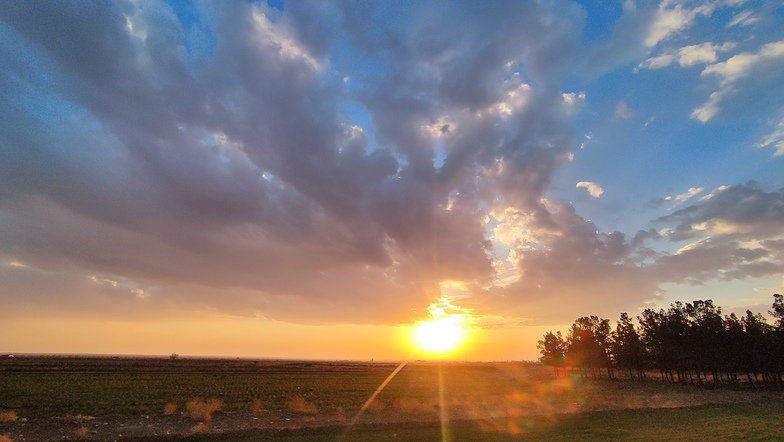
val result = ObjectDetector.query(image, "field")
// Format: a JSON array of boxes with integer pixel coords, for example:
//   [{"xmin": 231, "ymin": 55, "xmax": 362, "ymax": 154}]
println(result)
[{"xmin": 1, "ymin": 356, "xmax": 783, "ymax": 441}]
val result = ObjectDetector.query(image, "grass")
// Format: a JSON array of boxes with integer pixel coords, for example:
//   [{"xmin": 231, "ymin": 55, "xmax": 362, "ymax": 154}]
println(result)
[
  {"xmin": 1, "ymin": 356, "xmax": 783, "ymax": 441},
  {"xmin": 0, "ymin": 357, "xmax": 563, "ymax": 419},
  {"xmin": 0, "ymin": 357, "xmax": 402, "ymax": 418},
  {"xmin": 211, "ymin": 402, "xmax": 784, "ymax": 441}
]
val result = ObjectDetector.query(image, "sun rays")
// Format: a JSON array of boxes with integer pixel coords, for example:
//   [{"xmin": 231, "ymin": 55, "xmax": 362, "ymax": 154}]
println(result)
[{"xmin": 413, "ymin": 316, "xmax": 466, "ymax": 354}]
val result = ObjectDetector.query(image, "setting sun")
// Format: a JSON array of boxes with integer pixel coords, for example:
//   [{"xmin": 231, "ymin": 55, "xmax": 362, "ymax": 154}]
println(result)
[{"xmin": 413, "ymin": 316, "xmax": 465, "ymax": 354}]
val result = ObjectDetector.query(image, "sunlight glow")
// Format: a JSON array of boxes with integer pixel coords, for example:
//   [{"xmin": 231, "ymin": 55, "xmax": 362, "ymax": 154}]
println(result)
[{"xmin": 414, "ymin": 316, "xmax": 465, "ymax": 354}]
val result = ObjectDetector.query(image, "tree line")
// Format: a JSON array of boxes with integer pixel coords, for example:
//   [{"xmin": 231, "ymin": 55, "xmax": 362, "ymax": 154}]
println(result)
[{"xmin": 537, "ymin": 294, "xmax": 784, "ymax": 387}]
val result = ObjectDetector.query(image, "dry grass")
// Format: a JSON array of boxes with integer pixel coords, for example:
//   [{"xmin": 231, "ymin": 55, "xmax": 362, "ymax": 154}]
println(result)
[
  {"xmin": 333, "ymin": 406, "xmax": 347, "ymax": 421},
  {"xmin": 163, "ymin": 402, "xmax": 177, "ymax": 415},
  {"xmin": 185, "ymin": 398, "xmax": 222, "ymax": 421},
  {"xmin": 286, "ymin": 396, "xmax": 318, "ymax": 414},
  {"xmin": 365, "ymin": 400, "xmax": 385, "ymax": 414},
  {"xmin": 249, "ymin": 398, "xmax": 265, "ymax": 414},
  {"xmin": 393, "ymin": 397, "xmax": 438, "ymax": 415},
  {"xmin": 75, "ymin": 414, "xmax": 94, "ymax": 422},
  {"xmin": 0, "ymin": 411, "xmax": 17, "ymax": 422}
]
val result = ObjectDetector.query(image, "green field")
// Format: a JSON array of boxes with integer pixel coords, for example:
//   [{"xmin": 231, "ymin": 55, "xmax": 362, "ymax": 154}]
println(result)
[
  {"xmin": 0, "ymin": 357, "xmax": 572, "ymax": 419},
  {"xmin": 1, "ymin": 356, "xmax": 783, "ymax": 441},
  {"xmin": 212, "ymin": 403, "xmax": 784, "ymax": 441}
]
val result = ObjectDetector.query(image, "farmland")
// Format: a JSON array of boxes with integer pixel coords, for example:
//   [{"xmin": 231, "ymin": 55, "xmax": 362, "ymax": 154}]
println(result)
[{"xmin": 1, "ymin": 356, "xmax": 783, "ymax": 441}]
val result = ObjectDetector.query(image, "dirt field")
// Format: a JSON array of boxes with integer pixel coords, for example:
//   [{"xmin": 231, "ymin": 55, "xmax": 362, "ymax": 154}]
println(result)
[{"xmin": 1, "ymin": 356, "xmax": 783, "ymax": 441}]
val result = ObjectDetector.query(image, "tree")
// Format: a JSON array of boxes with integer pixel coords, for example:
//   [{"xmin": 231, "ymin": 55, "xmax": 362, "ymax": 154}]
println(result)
[
  {"xmin": 685, "ymin": 300, "xmax": 724, "ymax": 383},
  {"xmin": 769, "ymin": 294, "xmax": 784, "ymax": 385},
  {"xmin": 566, "ymin": 316, "xmax": 612, "ymax": 379},
  {"xmin": 538, "ymin": 294, "xmax": 783, "ymax": 386},
  {"xmin": 769, "ymin": 294, "xmax": 784, "ymax": 331},
  {"xmin": 537, "ymin": 331, "xmax": 566, "ymax": 375},
  {"xmin": 612, "ymin": 312, "xmax": 645, "ymax": 380},
  {"xmin": 741, "ymin": 310, "xmax": 771, "ymax": 386}
]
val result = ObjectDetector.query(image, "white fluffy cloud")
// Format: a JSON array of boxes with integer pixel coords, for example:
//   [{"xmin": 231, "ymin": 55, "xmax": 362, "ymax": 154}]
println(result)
[
  {"xmin": 693, "ymin": 40, "xmax": 784, "ymax": 122},
  {"xmin": 644, "ymin": 0, "xmax": 717, "ymax": 48},
  {"xmin": 673, "ymin": 187, "xmax": 705, "ymax": 203},
  {"xmin": 576, "ymin": 181, "xmax": 605, "ymax": 198},
  {"xmin": 637, "ymin": 42, "xmax": 736, "ymax": 70}
]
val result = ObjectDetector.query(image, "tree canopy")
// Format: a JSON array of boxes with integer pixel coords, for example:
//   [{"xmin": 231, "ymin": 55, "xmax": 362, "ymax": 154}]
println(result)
[{"xmin": 538, "ymin": 294, "xmax": 784, "ymax": 387}]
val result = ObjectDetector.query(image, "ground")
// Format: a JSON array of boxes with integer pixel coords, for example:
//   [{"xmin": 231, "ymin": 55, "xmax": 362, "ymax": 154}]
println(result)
[{"xmin": 1, "ymin": 357, "xmax": 783, "ymax": 441}]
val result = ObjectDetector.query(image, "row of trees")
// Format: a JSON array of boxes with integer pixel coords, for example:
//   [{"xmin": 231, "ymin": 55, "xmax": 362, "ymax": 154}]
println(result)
[{"xmin": 537, "ymin": 294, "xmax": 784, "ymax": 387}]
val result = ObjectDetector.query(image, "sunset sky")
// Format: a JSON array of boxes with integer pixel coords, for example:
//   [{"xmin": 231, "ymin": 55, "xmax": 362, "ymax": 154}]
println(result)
[{"xmin": 2, "ymin": 0, "xmax": 783, "ymax": 361}]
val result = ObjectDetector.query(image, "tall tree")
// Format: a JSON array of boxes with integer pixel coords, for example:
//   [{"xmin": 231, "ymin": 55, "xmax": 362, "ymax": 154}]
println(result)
[
  {"xmin": 566, "ymin": 316, "xmax": 612, "ymax": 379},
  {"xmin": 612, "ymin": 312, "xmax": 645, "ymax": 380},
  {"xmin": 537, "ymin": 331, "xmax": 566, "ymax": 375},
  {"xmin": 770, "ymin": 294, "xmax": 784, "ymax": 331}
]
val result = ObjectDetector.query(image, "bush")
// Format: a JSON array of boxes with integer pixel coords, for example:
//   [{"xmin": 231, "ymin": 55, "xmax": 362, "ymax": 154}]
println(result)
[
  {"xmin": 0, "ymin": 411, "xmax": 17, "ymax": 422},
  {"xmin": 185, "ymin": 398, "xmax": 222, "ymax": 421},
  {"xmin": 286, "ymin": 396, "xmax": 318, "ymax": 414},
  {"xmin": 163, "ymin": 402, "xmax": 177, "ymax": 415}
]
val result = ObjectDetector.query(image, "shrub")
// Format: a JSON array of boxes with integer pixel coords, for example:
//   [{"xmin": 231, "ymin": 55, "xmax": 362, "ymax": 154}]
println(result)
[
  {"xmin": 0, "ymin": 411, "xmax": 16, "ymax": 422},
  {"xmin": 249, "ymin": 398, "xmax": 264, "ymax": 414},
  {"xmin": 286, "ymin": 396, "xmax": 318, "ymax": 414},
  {"xmin": 163, "ymin": 402, "xmax": 177, "ymax": 415},
  {"xmin": 185, "ymin": 398, "xmax": 222, "ymax": 421}
]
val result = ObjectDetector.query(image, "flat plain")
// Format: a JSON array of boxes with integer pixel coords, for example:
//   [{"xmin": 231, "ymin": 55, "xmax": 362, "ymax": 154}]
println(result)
[{"xmin": 1, "ymin": 356, "xmax": 782, "ymax": 441}]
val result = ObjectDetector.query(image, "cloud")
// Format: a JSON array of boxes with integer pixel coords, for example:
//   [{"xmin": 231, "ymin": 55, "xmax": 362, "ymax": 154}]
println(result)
[
  {"xmin": 637, "ymin": 42, "xmax": 736, "ymax": 70},
  {"xmin": 0, "ymin": 1, "xmax": 780, "ymax": 331},
  {"xmin": 482, "ymin": 200, "xmax": 659, "ymax": 322},
  {"xmin": 701, "ymin": 41, "xmax": 784, "ymax": 86},
  {"xmin": 660, "ymin": 187, "xmax": 704, "ymax": 206},
  {"xmin": 579, "ymin": 0, "xmax": 741, "ymax": 77},
  {"xmin": 727, "ymin": 10, "xmax": 758, "ymax": 28},
  {"xmin": 576, "ymin": 181, "xmax": 605, "ymax": 198},
  {"xmin": 757, "ymin": 112, "xmax": 784, "ymax": 157},
  {"xmin": 674, "ymin": 187, "xmax": 705, "ymax": 203},
  {"xmin": 478, "ymin": 181, "xmax": 784, "ymax": 323},
  {"xmin": 0, "ymin": 0, "xmax": 586, "ymax": 325},
  {"xmin": 656, "ymin": 182, "xmax": 784, "ymax": 242},
  {"xmin": 644, "ymin": 0, "xmax": 717, "ymax": 48},
  {"xmin": 585, "ymin": 1, "xmax": 780, "ymax": 128},
  {"xmin": 693, "ymin": 40, "xmax": 784, "ymax": 122},
  {"xmin": 648, "ymin": 182, "xmax": 784, "ymax": 292},
  {"xmin": 692, "ymin": 87, "xmax": 740, "ymax": 123},
  {"xmin": 613, "ymin": 100, "xmax": 632, "ymax": 120},
  {"xmin": 700, "ymin": 185, "xmax": 731, "ymax": 201},
  {"xmin": 579, "ymin": 132, "xmax": 592, "ymax": 150}
]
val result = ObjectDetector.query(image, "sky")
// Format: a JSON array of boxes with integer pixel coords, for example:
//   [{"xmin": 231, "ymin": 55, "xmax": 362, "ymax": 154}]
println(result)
[{"xmin": 1, "ymin": 0, "xmax": 783, "ymax": 361}]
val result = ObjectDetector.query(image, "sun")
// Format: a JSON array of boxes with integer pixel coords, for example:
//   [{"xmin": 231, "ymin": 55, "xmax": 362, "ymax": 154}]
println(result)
[{"xmin": 413, "ymin": 315, "xmax": 465, "ymax": 354}]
